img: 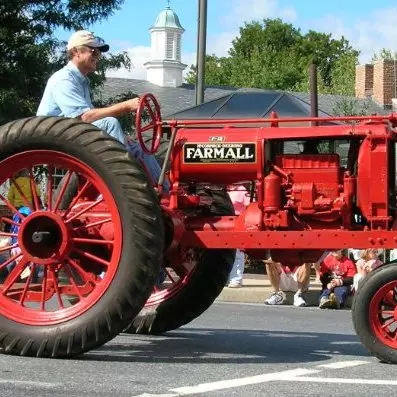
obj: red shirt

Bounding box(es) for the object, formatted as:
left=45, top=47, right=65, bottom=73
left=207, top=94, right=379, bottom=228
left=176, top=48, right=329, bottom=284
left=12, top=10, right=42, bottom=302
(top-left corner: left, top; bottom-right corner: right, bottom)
left=320, top=255, right=356, bottom=278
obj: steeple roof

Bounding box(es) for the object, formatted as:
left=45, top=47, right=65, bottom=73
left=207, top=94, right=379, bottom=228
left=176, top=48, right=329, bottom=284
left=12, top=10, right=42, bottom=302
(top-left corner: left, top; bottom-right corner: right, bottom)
left=151, top=5, right=184, bottom=30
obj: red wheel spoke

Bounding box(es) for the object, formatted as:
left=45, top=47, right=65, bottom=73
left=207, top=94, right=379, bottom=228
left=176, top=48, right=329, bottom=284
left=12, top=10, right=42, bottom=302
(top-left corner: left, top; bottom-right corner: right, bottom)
left=74, top=248, right=110, bottom=267
left=381, top=317, right=396, bottom=329
left=0, top=249, right=21, bottom=271
left=66, top=258, right=96, bottom=284
left=1, top=217, right=20, bottom=228
left=164, top=268, right=177, bottom=283
left=28, top=169, right=40, bottom=211
left=53, top=171, right=73, bottom=212
left=19, top=264, right=35, bottom=306
left=0, top=232, right=17, bottom=238
left=379, top=310, right=395, bottom=316
left=40, top=267, right=48, bottom=311
left=2, top=257, right=30, bottom=295
left=73, top=217, right=112, bottom=232
left=46, top=166, right=54, bottom=211
left=65, top=198, right=104, bottom=224
left=383, top=292, right=397, bottom=308
left=63, top=180, right=91, bottom=218
left=140, top=123, right=155, bottom=133
left=72, top=237, right=114, bottom=245
left=63, top=263, right=84, bottom=300
left=10, top=177, right=33, bottom=210
left=0, top=194, right=26, bottom=220
left=49, top=267, right=64, bottom=309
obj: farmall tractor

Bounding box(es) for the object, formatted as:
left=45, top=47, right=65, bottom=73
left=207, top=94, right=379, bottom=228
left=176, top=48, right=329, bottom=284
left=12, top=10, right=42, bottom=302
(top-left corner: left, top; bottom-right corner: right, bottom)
left=0, top=93, right=397, bottom=363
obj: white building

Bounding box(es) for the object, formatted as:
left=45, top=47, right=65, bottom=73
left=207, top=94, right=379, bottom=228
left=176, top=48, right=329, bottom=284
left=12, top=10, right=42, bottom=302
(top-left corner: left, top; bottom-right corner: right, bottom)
left=144, top=4, right=187, bottom=88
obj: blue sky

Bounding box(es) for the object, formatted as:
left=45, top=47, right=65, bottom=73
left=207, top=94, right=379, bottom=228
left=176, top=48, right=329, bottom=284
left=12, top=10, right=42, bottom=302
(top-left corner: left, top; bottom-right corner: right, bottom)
left=58, top=0, right=397, bottom=79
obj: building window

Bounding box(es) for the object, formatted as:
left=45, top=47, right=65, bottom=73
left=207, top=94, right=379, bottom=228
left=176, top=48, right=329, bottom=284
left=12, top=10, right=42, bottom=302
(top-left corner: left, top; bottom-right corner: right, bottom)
left=176, top=35, right=181, bottom=61
left=166, top=32, right=174, bottom=59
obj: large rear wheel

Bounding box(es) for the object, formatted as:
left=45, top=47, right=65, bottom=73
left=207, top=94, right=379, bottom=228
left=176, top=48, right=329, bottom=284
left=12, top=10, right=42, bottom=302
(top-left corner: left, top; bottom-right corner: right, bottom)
left=0, top=116, right=164, bottom=357
left=126, top=188, right=235, bottom=334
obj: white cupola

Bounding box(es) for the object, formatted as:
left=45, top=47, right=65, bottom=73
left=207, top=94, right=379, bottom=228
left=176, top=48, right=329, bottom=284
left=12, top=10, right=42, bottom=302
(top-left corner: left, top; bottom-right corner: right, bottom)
left=144, top=2, right=187, bottom=87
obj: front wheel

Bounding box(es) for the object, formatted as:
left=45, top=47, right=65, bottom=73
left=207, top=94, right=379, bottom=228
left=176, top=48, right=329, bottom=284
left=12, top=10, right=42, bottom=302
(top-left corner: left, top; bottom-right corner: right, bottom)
left=352, top=263, right=397, bottom=363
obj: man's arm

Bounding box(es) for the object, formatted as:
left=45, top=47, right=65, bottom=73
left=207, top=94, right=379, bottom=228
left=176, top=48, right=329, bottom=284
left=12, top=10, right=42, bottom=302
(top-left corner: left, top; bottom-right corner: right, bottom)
left=80, top=98, right=140, bottom=123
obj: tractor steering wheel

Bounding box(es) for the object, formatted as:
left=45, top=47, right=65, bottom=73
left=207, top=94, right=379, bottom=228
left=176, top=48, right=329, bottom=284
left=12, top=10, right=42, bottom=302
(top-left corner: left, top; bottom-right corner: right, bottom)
left=135, top=93, right=162, bottom=154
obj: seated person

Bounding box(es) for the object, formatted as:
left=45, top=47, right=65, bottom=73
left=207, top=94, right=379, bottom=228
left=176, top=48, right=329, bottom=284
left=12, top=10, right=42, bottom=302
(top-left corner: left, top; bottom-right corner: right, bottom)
left=264, top=255, right=311, bottom=307
left=353, top=249, right=382, bottom=291
left=318, top=249, right=356, bottom=309
left=36, top=30, right=163, bottom=187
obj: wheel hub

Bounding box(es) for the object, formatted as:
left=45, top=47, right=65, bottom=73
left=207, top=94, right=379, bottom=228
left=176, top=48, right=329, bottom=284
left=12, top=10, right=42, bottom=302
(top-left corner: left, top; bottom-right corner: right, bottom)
left=18, top=211, right=71, bottom=265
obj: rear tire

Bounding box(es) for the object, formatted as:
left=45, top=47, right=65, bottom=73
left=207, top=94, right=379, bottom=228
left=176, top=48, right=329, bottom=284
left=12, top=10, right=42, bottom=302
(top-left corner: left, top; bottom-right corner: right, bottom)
left=0, top=116, right=164, bottom=357
left=126, top=187, right=235, bottom=334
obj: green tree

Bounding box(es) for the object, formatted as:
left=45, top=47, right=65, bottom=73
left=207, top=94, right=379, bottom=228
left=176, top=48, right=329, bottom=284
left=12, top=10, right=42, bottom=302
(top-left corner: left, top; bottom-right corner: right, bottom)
left=187, top=18, right=359, bottom=95
left=0, top=0, right=131, bottom=124
left=371, top=48, right=397, bottom=63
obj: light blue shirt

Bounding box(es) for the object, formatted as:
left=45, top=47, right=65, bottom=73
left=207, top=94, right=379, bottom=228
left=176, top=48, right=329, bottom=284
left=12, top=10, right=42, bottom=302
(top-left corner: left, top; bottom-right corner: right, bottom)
left=37, top=61, right=93, bottom=118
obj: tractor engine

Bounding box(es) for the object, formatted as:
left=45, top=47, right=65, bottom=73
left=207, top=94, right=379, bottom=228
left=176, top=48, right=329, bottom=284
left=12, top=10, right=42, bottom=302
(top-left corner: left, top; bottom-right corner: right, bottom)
left=171, top=127, right=355, bottom=231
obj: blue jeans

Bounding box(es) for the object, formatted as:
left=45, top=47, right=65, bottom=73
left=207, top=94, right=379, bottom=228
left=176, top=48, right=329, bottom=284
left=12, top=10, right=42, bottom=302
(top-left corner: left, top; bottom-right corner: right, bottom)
left=93, top=117, right=164, bottom=186
left=228, top=249, right=245, bottom=283
left=319, top=286, right=350, bottom=307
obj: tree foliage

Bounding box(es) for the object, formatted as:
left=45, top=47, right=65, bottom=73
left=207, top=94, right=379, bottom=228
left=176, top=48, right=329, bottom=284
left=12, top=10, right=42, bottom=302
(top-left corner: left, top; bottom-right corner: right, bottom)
left=371, top=48, right=397, bottom=63
left=186, top=18, right=359, bottom=95
left=0, top=0, right=130, bottom=124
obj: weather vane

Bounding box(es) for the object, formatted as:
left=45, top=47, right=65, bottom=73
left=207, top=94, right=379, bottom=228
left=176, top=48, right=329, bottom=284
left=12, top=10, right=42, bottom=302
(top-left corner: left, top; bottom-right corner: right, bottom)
left=166, top=0, right=171, bottom=8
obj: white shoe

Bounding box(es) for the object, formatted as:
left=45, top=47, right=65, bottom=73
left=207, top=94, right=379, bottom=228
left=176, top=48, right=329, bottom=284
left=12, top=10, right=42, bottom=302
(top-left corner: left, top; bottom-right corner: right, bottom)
left=227, top=280, right=242, bottom=288
left=265, top=291, right=284, bottom=305
left=293, top=292, right=306, bottom=307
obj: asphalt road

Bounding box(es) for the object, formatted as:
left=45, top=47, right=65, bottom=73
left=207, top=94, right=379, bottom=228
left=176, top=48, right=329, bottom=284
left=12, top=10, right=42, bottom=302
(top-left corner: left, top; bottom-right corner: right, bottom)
left=0, top=302, right=396, bottom=397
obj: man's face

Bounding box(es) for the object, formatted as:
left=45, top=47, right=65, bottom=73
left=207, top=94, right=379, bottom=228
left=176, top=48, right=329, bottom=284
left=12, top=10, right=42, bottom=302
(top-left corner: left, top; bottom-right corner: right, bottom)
left=73, top=46, right=102, bottom=74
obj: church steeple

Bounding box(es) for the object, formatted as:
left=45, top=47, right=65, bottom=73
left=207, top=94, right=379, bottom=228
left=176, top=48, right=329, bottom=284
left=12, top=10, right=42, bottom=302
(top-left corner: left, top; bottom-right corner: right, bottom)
left=144, top=3, right=186, bottom=87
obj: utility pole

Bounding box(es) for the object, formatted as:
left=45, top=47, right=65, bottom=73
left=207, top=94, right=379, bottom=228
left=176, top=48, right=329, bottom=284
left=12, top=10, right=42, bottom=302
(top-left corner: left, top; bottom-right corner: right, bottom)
left=195, top=0, right=207, bottom=105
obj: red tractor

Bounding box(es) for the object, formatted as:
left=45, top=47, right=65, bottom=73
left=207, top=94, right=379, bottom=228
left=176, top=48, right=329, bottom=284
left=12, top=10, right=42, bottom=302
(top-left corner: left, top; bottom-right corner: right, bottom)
left=0, top=93, right=396, bottom=363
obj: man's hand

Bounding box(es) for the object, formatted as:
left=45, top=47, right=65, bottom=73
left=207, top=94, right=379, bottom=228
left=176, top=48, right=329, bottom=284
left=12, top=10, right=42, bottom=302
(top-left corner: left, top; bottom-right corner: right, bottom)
left=124, top=97, right=140, bottom=113
left=328, top=279, right=343, bottom=289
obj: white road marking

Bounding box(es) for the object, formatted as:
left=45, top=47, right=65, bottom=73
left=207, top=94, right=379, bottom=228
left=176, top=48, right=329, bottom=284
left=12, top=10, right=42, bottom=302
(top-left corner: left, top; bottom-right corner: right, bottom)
left=292, top=376, right=397, bottom=386
left=170, top=368, right=319, bottom=395
left=134, top=360, right=396, bottom=397
left=317, top=360, right=369, bottom=369
left=0, top=380, right=61, bottom=388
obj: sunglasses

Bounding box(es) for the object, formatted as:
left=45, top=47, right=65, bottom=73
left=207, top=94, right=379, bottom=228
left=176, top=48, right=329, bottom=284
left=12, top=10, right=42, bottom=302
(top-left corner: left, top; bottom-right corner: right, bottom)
left=85, top=47, right=102, bottom=56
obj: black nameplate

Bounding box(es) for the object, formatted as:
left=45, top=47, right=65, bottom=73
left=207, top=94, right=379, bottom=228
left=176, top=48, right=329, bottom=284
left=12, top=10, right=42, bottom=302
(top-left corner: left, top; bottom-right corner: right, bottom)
left=183, top=143, right=256, bottom=164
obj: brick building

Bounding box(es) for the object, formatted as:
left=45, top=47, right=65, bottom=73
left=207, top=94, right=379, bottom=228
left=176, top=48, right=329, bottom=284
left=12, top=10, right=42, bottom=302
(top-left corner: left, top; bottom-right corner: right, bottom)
left=355, top=59, right=397, bottom=109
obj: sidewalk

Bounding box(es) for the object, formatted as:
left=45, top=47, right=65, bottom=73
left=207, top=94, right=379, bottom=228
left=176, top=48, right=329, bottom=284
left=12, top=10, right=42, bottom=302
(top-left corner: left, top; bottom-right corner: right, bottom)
left=217, top=274, right=353, bottom=308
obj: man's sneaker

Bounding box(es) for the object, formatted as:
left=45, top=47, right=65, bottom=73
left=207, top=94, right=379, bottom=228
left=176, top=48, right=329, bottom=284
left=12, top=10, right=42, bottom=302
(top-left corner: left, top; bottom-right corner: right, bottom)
left=293, top=292, right=306, bottom=307
left=227, top=280, right=242, bottom=288
left=265, top=291, right=284, bottom=305
left=319, top=296, right=333, bottom=309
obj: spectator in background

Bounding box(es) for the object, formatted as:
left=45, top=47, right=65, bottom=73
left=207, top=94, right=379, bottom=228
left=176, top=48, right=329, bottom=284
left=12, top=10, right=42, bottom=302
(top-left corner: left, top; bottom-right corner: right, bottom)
left=226, top=184, right=250, bottom=288
left=353, top=249, right=383, bottom=291
left=7, top=169, right=40, bottom=209
left=264, top=255, right=312, bottom=307
left=319, top=249, right=356, bottom=309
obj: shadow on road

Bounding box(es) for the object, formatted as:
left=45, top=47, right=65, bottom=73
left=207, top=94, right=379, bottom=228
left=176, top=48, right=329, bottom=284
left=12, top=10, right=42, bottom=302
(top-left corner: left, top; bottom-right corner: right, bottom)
left=80, top=328, right=369, bottom=364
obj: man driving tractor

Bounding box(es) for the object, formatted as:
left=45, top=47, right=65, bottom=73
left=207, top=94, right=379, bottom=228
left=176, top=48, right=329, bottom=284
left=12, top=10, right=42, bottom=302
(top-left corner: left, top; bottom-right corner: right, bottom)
left=37, top=30, right=162, bottom=184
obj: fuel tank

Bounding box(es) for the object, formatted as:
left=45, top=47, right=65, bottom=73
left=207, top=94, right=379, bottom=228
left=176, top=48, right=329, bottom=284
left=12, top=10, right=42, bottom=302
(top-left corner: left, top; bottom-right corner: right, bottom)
left=171, top=127, right=262, bottom=184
